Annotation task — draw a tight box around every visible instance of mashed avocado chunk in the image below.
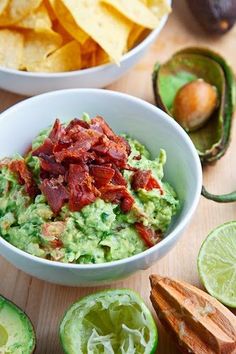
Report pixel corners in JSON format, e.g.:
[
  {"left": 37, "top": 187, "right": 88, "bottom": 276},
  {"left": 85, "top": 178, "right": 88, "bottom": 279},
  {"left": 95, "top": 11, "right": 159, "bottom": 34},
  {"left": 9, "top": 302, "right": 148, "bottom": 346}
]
[{"left": 0, "top": 120, "right": 179, "bottom": 264}]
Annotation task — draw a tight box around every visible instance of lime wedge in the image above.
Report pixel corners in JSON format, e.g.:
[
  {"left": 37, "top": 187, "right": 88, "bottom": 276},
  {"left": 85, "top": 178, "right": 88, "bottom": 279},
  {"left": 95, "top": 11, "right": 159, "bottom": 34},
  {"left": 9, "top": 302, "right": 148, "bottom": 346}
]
[
  {"left": 60, "top": 289, "right": 158, "bottom": 354},
  {"left": 198, "top": 221, "right": 236, "bottom": 308}
]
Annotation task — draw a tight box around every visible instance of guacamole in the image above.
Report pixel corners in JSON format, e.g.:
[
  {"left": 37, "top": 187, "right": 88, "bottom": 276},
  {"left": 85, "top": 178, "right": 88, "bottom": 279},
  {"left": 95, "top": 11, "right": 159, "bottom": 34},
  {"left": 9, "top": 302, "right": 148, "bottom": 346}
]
[{"left": 0, "top": 117, "right": 179, "bottom": 264}]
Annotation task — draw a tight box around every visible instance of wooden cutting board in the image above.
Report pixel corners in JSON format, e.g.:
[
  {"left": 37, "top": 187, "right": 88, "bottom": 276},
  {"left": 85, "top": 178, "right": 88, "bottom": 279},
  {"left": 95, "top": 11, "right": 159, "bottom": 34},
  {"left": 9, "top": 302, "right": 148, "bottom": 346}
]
[{"left": 0, "top": 1, "right": 235, "bottom": 353}]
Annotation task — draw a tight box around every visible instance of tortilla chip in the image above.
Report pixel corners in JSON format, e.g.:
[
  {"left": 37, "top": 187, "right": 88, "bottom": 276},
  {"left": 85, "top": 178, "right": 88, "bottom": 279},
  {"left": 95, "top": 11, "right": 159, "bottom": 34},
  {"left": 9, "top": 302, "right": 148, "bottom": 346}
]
[
  {"left": 22, "top": 28, "right": 62, "bottom": 70},
  {"left": 96, "top": 46, "right": 109, "bottom": 67},
  {"left": 127, "top": 24, "right": 145, "bottom": 50},
  {"left": 43, "top": 0, "right": 57, "bottom": 21},
  {"left": 81, "top": 52, "right": 96, "bottom": 69},
  {"left": 81, "top": 38, "right": 97, "bottom": 55},
  {"left": 27, "top": 40, "right": 81, "bottom": 72},
  {"left": 81, "top": 54, "right": 90, "bottom": 69},
  {"left": 53, "top": 19, "right": 73, "bottom": 44},
  {"left": 15, "top": 3, "right": 52, "bottom": 30},
  {"left": 147, "top": 0, "right": 171, "bottom": 19},
  {"left": 60, "top": 0, "right": 132, "bottom": 63},
  {"left": 0, "top": 29, "right": 24, "bottom": 69},
  {"left": 0, "top": 0, "right": 43, "bottom": 26},
  {"left": 49, "top": 0, "right": 89, "bottom": 44},
  {"left": 0, "top": 0, "right": 8, "bottom": 15},
  {"left": 101, "top": 0, "right": 158, "bottom": 29},
  {"left": 81, "top": 39, "right": 97, "bottom": 69},
  {"left": 81, "top": 43, "right": 109, "bottom": 69}
]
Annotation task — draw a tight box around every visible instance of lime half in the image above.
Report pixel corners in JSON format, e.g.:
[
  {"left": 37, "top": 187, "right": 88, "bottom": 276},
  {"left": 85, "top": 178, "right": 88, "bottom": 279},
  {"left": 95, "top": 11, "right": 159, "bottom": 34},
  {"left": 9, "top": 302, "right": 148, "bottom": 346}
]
[
  {"left": 60, "top": 289, "right": 158, "bottom": 354},
  {"left": 198, "top": 221, "right": 236, "bottom": 308}
]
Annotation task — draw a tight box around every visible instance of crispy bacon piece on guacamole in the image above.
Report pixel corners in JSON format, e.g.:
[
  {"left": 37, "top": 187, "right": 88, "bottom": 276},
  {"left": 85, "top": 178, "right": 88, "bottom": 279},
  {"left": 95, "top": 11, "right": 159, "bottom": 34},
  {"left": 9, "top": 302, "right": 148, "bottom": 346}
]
[
  {"left": 9, "top": 159, "right": 39, "bottom": 198},
  {"left": 28, "top": 116, "right": 161, "bottom": 215},
  {"left": 132, "top": 169, "right": 163, "bottom": 194}
]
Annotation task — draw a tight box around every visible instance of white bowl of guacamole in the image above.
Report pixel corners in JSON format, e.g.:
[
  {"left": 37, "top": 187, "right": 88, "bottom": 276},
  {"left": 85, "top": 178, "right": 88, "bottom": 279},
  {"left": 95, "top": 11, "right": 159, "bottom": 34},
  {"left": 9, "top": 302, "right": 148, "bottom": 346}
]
[{"left": 0, "top": 89, "right": 202, "bottom": 286}]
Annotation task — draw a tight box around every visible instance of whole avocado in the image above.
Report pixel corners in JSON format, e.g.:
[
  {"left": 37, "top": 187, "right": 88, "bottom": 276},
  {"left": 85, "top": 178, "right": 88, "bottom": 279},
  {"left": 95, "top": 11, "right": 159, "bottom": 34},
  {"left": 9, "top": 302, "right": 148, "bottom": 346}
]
[{"left": 186, "top": 0, "right": 236, "bottom": 34}]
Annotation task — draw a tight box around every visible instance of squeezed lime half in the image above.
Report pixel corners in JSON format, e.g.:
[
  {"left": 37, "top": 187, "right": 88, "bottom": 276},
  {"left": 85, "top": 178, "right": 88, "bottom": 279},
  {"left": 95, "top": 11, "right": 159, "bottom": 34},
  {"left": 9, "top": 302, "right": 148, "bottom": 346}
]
[
  {"left": 60, "top": 289, "right": 158, "bottom": 354},
  {"left": 198, "top": 221, "right": 236, "bottom": 308}
]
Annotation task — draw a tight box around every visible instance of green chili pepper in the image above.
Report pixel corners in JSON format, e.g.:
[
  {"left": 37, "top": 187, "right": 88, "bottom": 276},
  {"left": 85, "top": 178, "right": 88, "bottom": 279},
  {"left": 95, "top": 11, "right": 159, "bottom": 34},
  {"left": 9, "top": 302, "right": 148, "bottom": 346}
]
[{"left": 202, "top": 186, "right": 236, "bottom": 202}]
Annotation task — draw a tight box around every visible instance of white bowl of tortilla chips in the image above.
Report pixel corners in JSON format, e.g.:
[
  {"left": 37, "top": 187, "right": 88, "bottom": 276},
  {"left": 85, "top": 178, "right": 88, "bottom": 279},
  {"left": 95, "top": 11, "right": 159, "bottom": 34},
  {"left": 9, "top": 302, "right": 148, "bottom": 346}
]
[{"left": 0, "top": 0, "right": 171, "bottom": 96}]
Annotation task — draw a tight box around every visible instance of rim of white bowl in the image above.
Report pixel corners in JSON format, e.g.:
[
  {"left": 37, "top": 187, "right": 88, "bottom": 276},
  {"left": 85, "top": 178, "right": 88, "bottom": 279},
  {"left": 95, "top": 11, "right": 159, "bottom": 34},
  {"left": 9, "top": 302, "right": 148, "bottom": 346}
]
[
  {"left": 0, "top": 88, "right": 202, "bottom": 269},
  {"left": 0, "top": 5, "right": 170, "bottom": 78}
]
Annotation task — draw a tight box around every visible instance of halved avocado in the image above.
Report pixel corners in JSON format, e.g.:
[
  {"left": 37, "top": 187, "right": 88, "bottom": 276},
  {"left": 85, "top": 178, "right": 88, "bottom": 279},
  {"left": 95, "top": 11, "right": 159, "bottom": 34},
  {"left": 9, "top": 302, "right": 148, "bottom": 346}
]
[
  {"left": 153, "top": 47, "right": 236, "bottom": 164},
  {"left": 0, "top": 295, "right": 35, "bottom": 354}
]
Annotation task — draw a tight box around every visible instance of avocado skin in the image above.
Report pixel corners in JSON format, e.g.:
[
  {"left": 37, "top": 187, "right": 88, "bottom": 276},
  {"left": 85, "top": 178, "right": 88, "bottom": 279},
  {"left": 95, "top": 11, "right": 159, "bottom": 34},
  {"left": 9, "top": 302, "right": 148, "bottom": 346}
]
[
  {"left": 186, "top": 0, "right": 236, "bottom": 34},
  {"left": 0, "top": 295, "right": 36, "bottom": 353}
]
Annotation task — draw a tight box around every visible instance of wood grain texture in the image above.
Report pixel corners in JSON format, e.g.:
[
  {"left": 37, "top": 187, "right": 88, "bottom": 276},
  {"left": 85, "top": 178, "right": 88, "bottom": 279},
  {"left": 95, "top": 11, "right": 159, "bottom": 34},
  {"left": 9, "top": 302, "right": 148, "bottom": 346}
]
[{"left": 0, "top": 0, "right": 236, "bottom": 353}]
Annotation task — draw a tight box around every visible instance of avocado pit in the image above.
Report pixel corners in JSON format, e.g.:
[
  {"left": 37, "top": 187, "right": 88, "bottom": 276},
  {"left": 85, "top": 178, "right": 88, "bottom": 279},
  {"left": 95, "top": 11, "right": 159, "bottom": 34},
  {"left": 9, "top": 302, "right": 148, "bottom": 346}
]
[{"left": 173, "top": 79, "right": 218, "bottom": 132}]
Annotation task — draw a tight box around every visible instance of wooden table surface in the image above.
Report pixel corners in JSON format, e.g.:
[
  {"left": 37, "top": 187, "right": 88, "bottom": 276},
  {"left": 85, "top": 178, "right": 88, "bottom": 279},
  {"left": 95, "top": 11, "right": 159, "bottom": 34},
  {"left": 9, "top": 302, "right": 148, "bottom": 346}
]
[{"left": 0, "top": 1, "right": 236, "bottom": 353}]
